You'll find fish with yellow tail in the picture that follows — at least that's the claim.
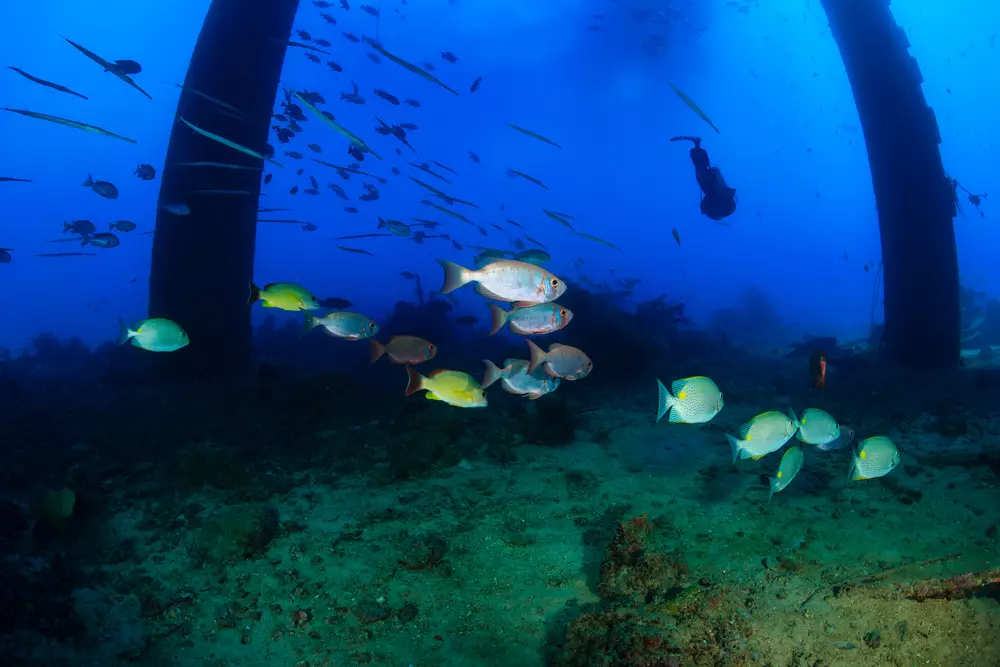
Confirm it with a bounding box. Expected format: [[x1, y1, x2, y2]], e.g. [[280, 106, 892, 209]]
[[436, 258, 566, 305], [118, 318, 188, 352], [526, 340, 592, 380], [656, 376, 723, 424], [848, 436, 899, 481], [726, 410, 800, 462], [768, 446, 804, 502], [404, 368, 487, 408], [794, 408, 845, 449], [248, 282, 321, 311]]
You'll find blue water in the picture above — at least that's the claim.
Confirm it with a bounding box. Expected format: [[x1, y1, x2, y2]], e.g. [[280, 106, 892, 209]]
[[2, 0, 995, 353]]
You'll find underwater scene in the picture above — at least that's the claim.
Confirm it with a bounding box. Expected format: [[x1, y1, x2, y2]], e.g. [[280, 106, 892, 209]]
[[1, 0, 999, 665]]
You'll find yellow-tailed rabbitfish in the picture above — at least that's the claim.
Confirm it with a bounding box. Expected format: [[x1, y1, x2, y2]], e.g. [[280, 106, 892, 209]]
[[656, 376, 723, 424], [481, 358, 560, 399], [436, 258, 566, 305], [769, 446, 804, 502], [849, 436, 899, 481], [303, 312, 378, 340], [248, 281, 320, 311], [117, 317, 189, 352], [726, 410, 800, 462], [405, 367, 487, 408], [794, 408, 842, 447]]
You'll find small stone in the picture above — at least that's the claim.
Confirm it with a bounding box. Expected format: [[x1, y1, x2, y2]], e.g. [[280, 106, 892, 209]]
[[396, 603, 418, 622], [353, 600, 392, 624], [864, 629, 881, 649]]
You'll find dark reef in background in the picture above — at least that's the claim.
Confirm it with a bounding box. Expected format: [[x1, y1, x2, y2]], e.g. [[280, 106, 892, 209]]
[[148, 0, 300, 378], [821, 0, 959, 369]]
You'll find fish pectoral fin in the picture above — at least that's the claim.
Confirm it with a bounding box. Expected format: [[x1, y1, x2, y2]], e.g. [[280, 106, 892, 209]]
[[751, 454, 766, 461], [425, 393, 442, 401]]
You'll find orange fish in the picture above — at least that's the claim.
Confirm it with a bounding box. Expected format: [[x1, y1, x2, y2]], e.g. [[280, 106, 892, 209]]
[[809, 350, 827, 389], [370, 335, 436, 365]]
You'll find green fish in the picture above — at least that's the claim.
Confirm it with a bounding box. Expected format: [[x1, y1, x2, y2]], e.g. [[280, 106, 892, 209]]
[[118, 318, 189, 352], [576, 232, 622, 252], [3, 108, 137, 143], [423, 201, 473, 225], [173, 83, 250, 121], [726, 411, 800, 462], [406, 161, 452, 184], [849, 437, 900, 481], [312, 159, 387, 183], [172, 161, 262, 171], [542, 209, 576, 230], [61, 35, 152, 100], [507, 123, 561, 148], [507, 169, 548, 190], [769, 446, 804, 502], [7, 67, 88, 100], [179, 117, 282, 167], [364, 39, 459, 96], [668, 82, 720, 134], [293, 91, 382, 160]]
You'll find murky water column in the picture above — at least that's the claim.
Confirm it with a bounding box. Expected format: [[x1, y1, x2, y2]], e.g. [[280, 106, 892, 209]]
[[149, 0, 300, 377], [821, 0, 959, 368]]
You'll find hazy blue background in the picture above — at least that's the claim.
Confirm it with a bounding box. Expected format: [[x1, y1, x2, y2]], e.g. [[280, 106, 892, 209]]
[[1, 0, 996, 353]]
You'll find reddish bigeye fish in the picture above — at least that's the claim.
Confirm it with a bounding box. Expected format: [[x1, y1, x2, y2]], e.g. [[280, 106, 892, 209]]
[[369, 335, 436, 365], [526, 340, 592, 380], [810, 349, 827, 389]]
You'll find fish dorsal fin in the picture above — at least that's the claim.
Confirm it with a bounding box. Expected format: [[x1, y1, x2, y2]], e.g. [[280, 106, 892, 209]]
[[263, 283, 277, 290], [670, 379, 689, 395], [425, 393, 442, 401], [548, 343, 566, 350], [738, 422, 753, 439], [428, 369, 447, 377]]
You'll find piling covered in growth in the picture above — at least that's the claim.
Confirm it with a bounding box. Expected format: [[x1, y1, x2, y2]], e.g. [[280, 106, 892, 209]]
[[821, 0, 959, 368], [148, 0, 299, 377]]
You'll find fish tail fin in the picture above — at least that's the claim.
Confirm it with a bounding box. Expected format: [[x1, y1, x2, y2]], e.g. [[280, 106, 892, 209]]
[[526, 339, 546, 374], [481, 359, 503, 389], [377, 217, 386, 229], [80, 237, 89, 247], [436, 258, 470, 293], [847, 453, 858, 482], [117, 318, 133, 345], [248, 282, 261, 306], [82, 174, 93, 187], [301, 313, 320, 336], [404, 365, 426, 397], [726, 433, 743, 464], [768, 478, 777, 504], [655, 378, 674, 423], [63, 222, 70, 233], [787, 408, 801, 430], [369, 338, 386, 364], [487, 303, 507, 336]]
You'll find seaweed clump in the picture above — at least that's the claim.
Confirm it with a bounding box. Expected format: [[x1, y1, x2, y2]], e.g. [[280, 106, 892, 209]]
[[551, 514, 752, 666]]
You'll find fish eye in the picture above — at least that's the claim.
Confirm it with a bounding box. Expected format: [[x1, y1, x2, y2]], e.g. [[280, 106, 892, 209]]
[[559, 309, 567, 317], [550, 278, 560, 287], [368, 321, 377, 329], [427, 344, 435, 352]]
